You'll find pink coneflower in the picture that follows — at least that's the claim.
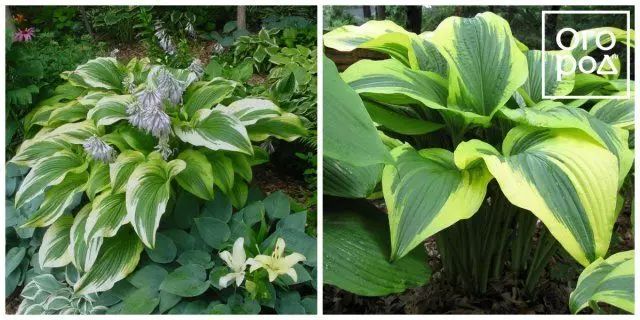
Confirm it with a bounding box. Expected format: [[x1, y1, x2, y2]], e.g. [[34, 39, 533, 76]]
[[13, 28, 35, 42]]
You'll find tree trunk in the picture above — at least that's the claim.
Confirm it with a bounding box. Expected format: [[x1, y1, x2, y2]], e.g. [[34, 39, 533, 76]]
[[79, 6, 94, 38], [237, 6, 247, 31], [363, 6, 371, 20], [6, 7, 16, 34], [375, 6, 386, 20], [406, 6, 422, 33]]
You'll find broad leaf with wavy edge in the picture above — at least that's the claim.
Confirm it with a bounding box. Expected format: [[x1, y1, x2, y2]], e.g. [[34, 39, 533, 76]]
[[569, 250, 634, 314], [175, 149, 215, 200], [246, 112, 308, 142], [85, 191, 128, 240], [22, 172, 88, 228], [430, 12, 528, 124], [88, 94, 133, 126], [363, 100, 444, 135], [455, 126, 619, 266], [109, 151, 145, 193], [70, 204, 103, 272], [206, 152, 234, 195], [183, 82, 235, 118], [15, 150, 87, 209], [590, 96, 634, 130], [86, 161, 110, 201], [66, 57, 125, 91], [174, 109, 253, 155], [39, 214, 73, 269], [520, 50, 575, 104], [126, 153, 186, 248], [383, 144, 493, 260], [74, 227, 144, 295], [324, 157, 383, 199], [221, 98, 281, 125]]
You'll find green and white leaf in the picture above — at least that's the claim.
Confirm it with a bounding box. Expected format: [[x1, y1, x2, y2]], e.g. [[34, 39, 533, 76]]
[[109, 151, 145, 193], [22, 172, 88, 228], [183, 82, 235, 118], [88, 94, 133, 126], [86, 161, 110, 201], [174, 109, 253, 155], [70, 204, 103, 272], [222, 98, 281, 125], [85, 192, 128, 240], [175, 149, 215, 200], [39, 214, 73, 269], [246, 112, 308, 142], [66, 57, 125, 91]]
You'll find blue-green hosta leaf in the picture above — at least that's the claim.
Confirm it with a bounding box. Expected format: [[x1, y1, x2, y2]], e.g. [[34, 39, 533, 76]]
[[183, 82, 235, 118], [11, 121, 98, 166], [383, 144, 493, 260], [246, 112, 308, 142], [160, 264, 209, 298], [120, 287, 160, 314], [39, 214, 73, 269], [74, 227, 144, 295], [323, 157, 383, 199], [67, 57, 125, 91], [175, 149, 215, 201], [174, 109, 253, 155], [455, 126, 619, 266], [22, 172, 88, 228], [569, 250, 634, 314], [430, 12, 528, 124], [590, 97, 634, 130], [520, 50, 575, 104], [363, 99, 444, 136], [109, 150, 145, 193], [412, 32, 449, 76], [126, 154, 186, 248], [85, 192, 128, 240], [15, 150, 88, 209], [570, 28, 635, 60], [499, 103, 634, 187], [70, 204, 103, 272], [87, 94, 133, 126], [221, 98, 281, 125], [86, 161, 110, 201], [324, 56, 392, 166], [324, 206, 431, 296], [206, 152, 234, 195]]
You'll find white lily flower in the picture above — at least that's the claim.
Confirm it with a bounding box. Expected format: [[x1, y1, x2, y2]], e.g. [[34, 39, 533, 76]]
[[246, 237, 306, 282], [219, 237, 248, 288]]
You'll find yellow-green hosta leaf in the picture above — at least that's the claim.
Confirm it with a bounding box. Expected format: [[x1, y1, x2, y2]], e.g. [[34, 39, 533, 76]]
[[15, 150, 88, 209], [86, 161, 110, 201], [383, 144, 493, 260], [569, 250, 634, 314], [74, 227, 144, 295], [430, 12, 528, 124], [324, 56, 392, 167], [126, 154, 186, 248], [206, 152, 234, 195], [70, 204, 103, 272], [570, 27, 635, 60], [39, 214, 73, 269], [455, 126, 619, 266], [520, 50, 575, 104], [87, 94, 133, 126], [22, 172, 88, 228], [85, 192, 128, 240], [109, 151, 145, 193], [174, 109, 253, 155], [66, 57, 125, 91], [590, 98, 634, 130], [227, 153, 252, 182], [246, 112, 308, 142], [183, 82, 235, 118], [413, 32, 449, 76], [221, 98, 281, 125], [229, 179, 248, 209], [499, 103, 634, 187], [176, 149, 215, 200]]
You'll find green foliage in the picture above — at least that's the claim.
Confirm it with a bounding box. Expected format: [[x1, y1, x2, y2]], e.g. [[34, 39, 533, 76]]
[[201, 21, 250, 48], [323, 11, 635, 307]]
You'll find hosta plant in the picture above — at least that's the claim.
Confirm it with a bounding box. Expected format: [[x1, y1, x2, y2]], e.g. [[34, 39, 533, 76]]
[[323, 11, 634, 308], [18, 273, 107, 315], [10, 55, 307, 299]]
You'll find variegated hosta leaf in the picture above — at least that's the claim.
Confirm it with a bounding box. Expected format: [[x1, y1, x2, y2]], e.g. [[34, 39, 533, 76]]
[[126, 153, 186, 248], [11, 121, 98, 166], [206, 152, 234, 195], [413, 32, 449, 76], [86, 161, 110, 201], [66, 57, 125, 91], [590, 97, 634, 130], [70, 204, 103, 272], [520, 50, 575, 104], [74, 227, 144, 295], [87, 94, 134, 126], [47, 100, 92, 127], [15, 150, 88, 209], [569, 250, 634, 314], [174, 109, 253, 155], [78, 91, 118, 106], [109, 150, 145, 193], [221, 98, 281, 125], [183, 82, 235, 118], [246, 112, 308, 142], [570, 27, 635, 60], [227, 152, 252, 182], [430, 12, 528, 124], [22, 172, 88, 228], [39, 214, 73, 269], [383, 144, 493, 260], [324, 157, 383, 199], [499, 102, 634, 187], [175, 149, 215, 200], [363, 100, 444, 135], [455, 126, 619, 266], [85, 192, 128, 240]]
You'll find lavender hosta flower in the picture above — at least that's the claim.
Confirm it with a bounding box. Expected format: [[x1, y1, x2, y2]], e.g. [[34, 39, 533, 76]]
[[261, 140, 275, 154], [126, 101, 143, 127], [83, 136, 117, 163], [185, 22, 196, 39], [187, 59, 205, 80], [154, 26, 176, 55], [139, 105, 171, 138], [154, 137, 173, 160], [157, 71, 185, 104], [135, 88, 163, 110]]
